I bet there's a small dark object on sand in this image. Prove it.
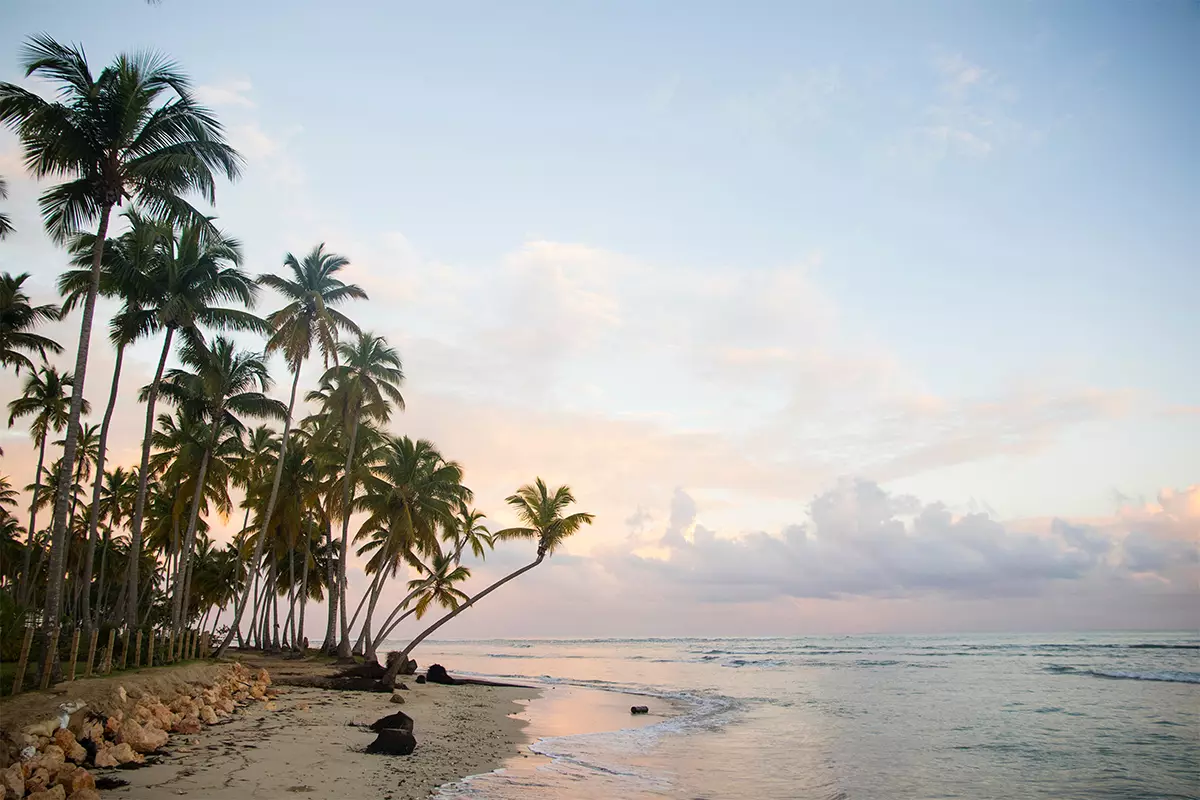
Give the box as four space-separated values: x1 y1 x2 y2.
426 664 457 685
365 729 416 755
631 706 649 715
415 675 426 684
370 710 414 732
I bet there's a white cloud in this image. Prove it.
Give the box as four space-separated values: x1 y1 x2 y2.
195 79 256 109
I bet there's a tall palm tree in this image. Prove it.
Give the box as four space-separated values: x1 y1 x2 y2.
315 333 405 657
94 466 136 619
60 210 164 628
0 36 242 645
0 272 61 374
6 366 88 604
383 479 593 687
215 244 366 657
231 425 279 645
154 336 286 640
0 175 12 239
123 220 262 627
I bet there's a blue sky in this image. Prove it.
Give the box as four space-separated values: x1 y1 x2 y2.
1 1 1196 634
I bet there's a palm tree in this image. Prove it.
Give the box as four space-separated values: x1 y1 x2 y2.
0 273 61 374
7 366 88 604
0 36 242 645
94 466 136 619
60 211 164 629
154 336 286 641
123 220 262 627
215 244 366 657
383 479 593 687
315 333 405 657
0 175 12 239
231 425 279 646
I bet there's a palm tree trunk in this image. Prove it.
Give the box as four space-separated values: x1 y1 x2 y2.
382 552 545 688
323 520 337 654
96 527 111 617
125 325 174 626
215 363 302 658
286 547 297 647
41 203 113 678
173 443 213 632
298 533 309 649
336 416 360 657
82 345 124 631
17 432 48 605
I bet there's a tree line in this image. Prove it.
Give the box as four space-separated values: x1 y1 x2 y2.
0 35 592 683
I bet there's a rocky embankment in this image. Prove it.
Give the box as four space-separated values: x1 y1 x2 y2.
0 663 275 800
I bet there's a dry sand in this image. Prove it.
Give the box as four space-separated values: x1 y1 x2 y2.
110 679 539 800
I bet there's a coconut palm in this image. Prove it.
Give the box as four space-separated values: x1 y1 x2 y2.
0 175 12 239
0 35 242 642
215 244 366 658
7 366 88 604
0 272 61 374
123 220 262 627
60 211 165 627
154 336 286 640
383 479 593 686
94 466 136 619
310 332 405 657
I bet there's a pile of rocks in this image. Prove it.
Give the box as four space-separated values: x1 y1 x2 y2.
0 664 275 800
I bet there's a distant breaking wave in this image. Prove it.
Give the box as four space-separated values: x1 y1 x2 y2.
1045 665 1200 684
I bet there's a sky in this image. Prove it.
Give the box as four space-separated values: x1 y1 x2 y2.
0 0 1196 639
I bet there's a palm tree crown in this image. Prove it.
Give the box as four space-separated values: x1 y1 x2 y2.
0 272 62 373
494 478 596 557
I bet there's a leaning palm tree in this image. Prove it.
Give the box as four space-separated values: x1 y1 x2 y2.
123 220 262 627
382 479 593 687
0 175 12 239
0 35 242 643
215 244 366 657
6 366 88 604
60 210 163 628
313 333 405 657
154 336 286 641
0 272 61 374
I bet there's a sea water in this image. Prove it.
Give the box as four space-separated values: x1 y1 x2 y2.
416 632 1199 799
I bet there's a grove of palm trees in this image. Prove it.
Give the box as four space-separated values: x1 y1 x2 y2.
0 36 592 690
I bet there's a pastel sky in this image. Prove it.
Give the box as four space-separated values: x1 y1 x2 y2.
1 1 1196 638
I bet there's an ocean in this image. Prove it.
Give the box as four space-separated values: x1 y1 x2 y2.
417 631 1199 800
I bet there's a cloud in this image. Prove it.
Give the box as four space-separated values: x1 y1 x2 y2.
195 79 256 109
934 54 987 98
598 481 1200 607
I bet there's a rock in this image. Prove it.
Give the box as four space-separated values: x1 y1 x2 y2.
91 747 117 769
23 766 50 795
115 687 127 705
369 711 414 733
394 683 409 691
67 790 101 800
630 706 649 714
77 722 103 746
199 706 218 725
117 720 168 754
172 717 201 735
425 664 457 685
1 763 23 800
51 731 86 765
337 661 386 679
55 767 94 794
263 702 277 712
36 746 66 773
26 785 65 800
109 744 142 766
103 713 122 739
364 729 416 756
257 668 271 686
389 692 406 705
414 675 426 684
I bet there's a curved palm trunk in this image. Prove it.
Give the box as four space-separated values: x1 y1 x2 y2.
215 364 302 659
298 534 310 649
382 552 545 688
373 539 468 651
17 432 48 605
96 526 112 617
41 204 113 677
336 416 361 658
125 325 175 626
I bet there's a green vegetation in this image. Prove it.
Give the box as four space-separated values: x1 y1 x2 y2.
0 35 593 679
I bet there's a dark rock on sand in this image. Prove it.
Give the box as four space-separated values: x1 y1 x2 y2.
338 661 387 679
415 675 426 684
365 729 416 756
426 664 457 685
369 711 414 733
631 706 649 714
386 652 418 675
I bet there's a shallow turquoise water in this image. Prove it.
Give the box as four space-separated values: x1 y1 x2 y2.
413 632 1199 799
